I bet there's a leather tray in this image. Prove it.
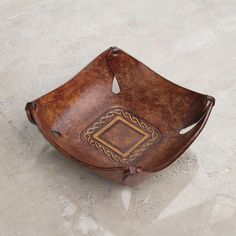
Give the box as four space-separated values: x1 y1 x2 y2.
25 47 215 186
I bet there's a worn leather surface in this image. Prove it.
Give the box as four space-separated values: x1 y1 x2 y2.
25 47 215 186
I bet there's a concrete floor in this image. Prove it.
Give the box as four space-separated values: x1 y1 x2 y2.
0 0 236 235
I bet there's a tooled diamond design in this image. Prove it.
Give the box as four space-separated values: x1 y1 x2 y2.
81 107 160 163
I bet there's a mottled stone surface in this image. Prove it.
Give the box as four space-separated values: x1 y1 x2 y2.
0 0 236 235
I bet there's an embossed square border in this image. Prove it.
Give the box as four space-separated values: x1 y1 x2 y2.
81 107 161 163
93 116 149 158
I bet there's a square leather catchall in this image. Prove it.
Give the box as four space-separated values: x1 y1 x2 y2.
26 47 215 186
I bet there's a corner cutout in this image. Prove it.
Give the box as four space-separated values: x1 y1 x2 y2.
179 121 199 134
112 76 120 94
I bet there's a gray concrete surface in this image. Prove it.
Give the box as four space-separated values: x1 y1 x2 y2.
0 0 236 235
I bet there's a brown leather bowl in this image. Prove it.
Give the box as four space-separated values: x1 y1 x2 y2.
26 47 215 186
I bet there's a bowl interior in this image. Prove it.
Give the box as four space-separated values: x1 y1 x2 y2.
32 48 210 171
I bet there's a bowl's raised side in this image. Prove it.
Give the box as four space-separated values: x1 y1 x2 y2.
26 47 215 186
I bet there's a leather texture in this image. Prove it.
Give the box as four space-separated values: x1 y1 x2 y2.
25 47 215 186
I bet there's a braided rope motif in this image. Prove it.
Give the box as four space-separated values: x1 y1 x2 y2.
82 108 160 163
